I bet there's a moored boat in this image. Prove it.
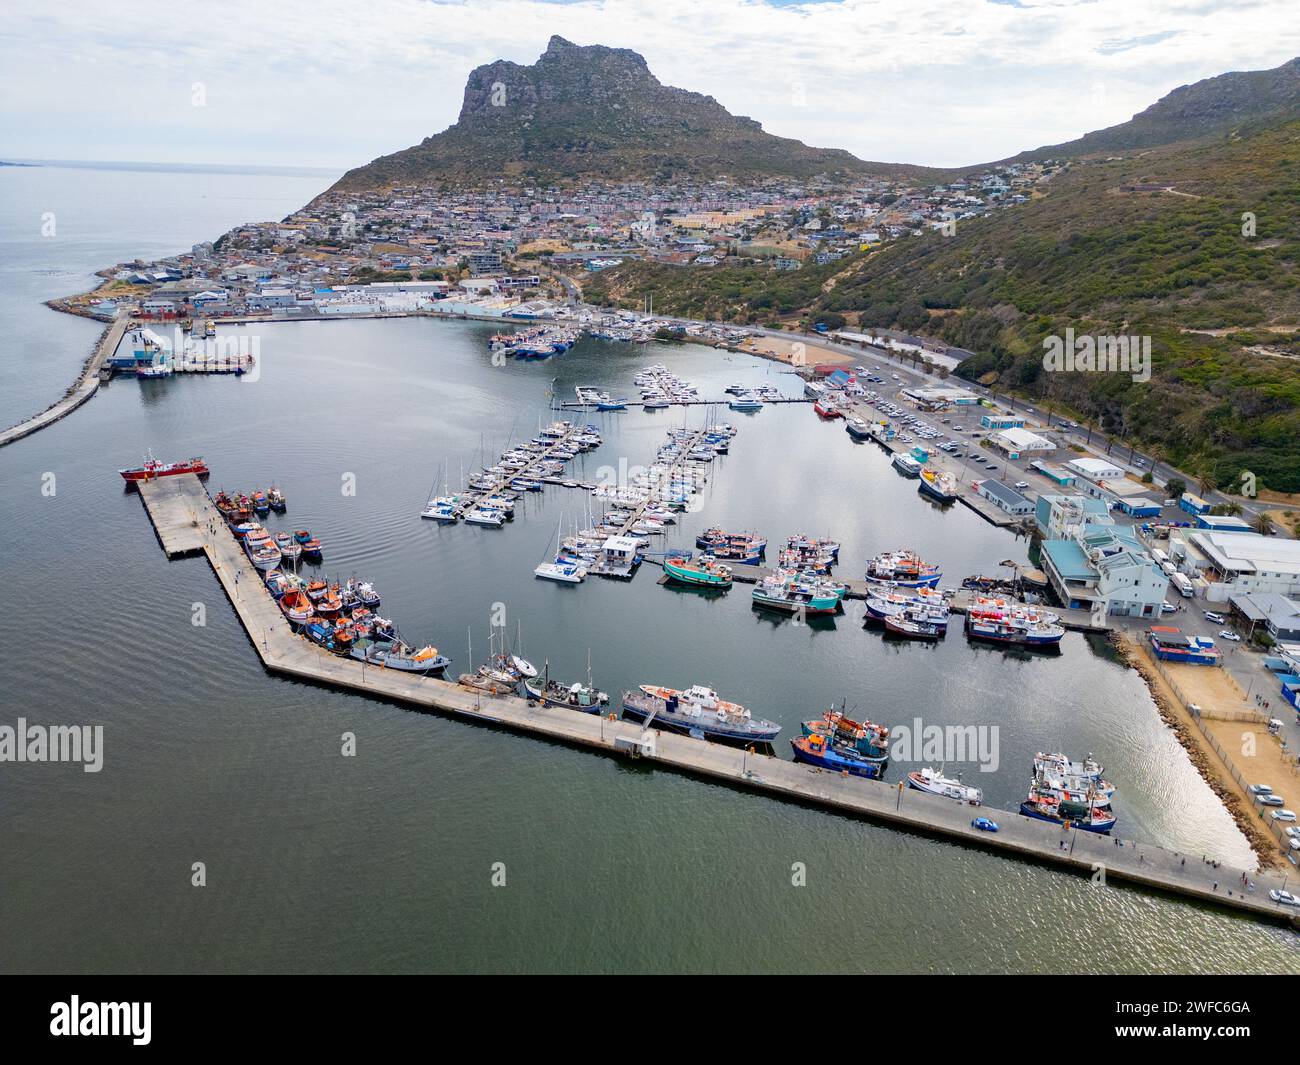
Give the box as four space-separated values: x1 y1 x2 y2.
964 609 1064 649
663 554 733 588
622 684 781 743
751 570 840 615
891 453 922 478
864 549 942 588
119 455 209 482
790 733 882 779
918 467 958 504
906 766 983 804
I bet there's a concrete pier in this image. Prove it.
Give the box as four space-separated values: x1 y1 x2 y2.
135 474 1299 929
0 315 129 448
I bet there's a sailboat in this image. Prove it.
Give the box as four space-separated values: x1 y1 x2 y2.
535 516 587 583
420 460 461 522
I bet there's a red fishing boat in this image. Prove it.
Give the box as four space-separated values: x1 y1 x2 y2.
119 454 209 482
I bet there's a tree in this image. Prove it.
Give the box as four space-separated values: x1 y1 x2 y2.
1164 476 1186 499
1253 513 1274 536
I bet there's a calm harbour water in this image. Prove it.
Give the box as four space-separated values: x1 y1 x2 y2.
1 164 1297 974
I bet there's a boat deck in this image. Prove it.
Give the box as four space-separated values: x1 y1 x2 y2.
132 474 1299 930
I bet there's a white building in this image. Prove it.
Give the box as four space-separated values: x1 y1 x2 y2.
1041 524 1168 617
1176 530 1300 603
991 427 1055 458
1065 457 1124 480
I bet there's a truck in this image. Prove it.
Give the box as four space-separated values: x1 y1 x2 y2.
1171 572 1194 598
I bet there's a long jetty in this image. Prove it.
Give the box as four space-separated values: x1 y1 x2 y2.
642 557 1105 631
449 421 595 519
0 315 129 448
133 472 1299 929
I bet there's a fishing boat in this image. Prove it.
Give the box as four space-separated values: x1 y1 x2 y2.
247 541 282 571
965 608 1065 648
918 467 958 503
279 590 315 626
800 710 890 764
622 684 781 743
663 554 733 588
906 766 982 804
364 642 450 674
891 453 922 478
1020 784 1116 833
352 580 381 609
275 532 302 563
862 587 951 630
523 662 607 711
251 490 270 516
264 571 291 598
864 550 942 588
267 486 287 512
751 570 841 615
883 609 943 640
118 455 209 482
315 589 343 618
790 733 882 779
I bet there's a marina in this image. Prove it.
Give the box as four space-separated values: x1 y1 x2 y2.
6 301 1291 974
129 471 1300 929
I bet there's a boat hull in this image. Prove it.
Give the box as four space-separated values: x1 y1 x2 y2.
621 698 780 744
790 737 882 779
1019 802 1115 833
664 559 732 588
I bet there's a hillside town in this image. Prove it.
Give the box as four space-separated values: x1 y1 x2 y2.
61 160 1062 324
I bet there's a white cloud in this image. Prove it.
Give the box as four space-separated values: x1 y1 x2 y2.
0 0 1295 169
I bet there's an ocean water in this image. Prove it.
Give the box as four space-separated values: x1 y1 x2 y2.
0 164 1296 974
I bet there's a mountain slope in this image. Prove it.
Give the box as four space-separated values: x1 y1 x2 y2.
330 36 935 189
1011 56 1300 160
589 117 1300 491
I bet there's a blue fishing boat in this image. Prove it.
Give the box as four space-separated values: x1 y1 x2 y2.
790 733 882 779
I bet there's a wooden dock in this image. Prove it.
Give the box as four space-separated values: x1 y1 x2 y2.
133 474 1299 929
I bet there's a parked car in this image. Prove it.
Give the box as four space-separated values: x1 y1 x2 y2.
1249 784 1274 795
1259 794 1285 807
1269 809 1296 823
1014 481 1030 490
1218 630 1241 642
1161 602 1177 614
971 817 999 832
1270 889 1300 906
1204 611 1226 624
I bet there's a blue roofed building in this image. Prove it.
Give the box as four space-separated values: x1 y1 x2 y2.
1042 522 1169 617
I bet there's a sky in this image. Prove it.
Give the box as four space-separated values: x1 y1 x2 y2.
1 0 1297 172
